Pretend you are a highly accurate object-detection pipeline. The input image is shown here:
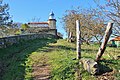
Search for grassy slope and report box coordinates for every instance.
[0,38,56,80]
[0,39,120,80]
[26,39,120,80]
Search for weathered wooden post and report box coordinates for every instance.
[76,20,82,80]
[76,20,81,59]
[96,22,113,61]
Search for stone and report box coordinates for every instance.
[80,58,99,75]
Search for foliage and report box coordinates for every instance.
[21,23,30,30]
[15,30,21,35]
[0,0,12,26]
[0,0,13,37]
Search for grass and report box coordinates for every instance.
[0,39,120,80]
[0,38,56,80]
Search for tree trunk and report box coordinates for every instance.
[96,22,113,61]
[67,30,73,42]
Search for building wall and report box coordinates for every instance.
[48,19,56,29]
[47,29,57,36]
[26,16,57,38]
[26,27,57,37]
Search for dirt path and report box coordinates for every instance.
[32,65,51,80]
[32,54,51,80]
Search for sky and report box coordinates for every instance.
[3,0,97,38]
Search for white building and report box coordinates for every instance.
[27,11,58,37]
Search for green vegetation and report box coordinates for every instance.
[0,0,11,26]
[0,38,56,80]
[21,24,30,30]
[0,39,119,80]
[15,30,21,35]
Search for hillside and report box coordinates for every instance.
[0,38,120,80]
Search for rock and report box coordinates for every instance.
[80,58,99,75]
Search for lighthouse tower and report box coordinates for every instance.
[48,11,56,29]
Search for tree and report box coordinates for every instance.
[62,8,105,44]
[62,10,79,38]
[94,0,120,36]
[21,23,29,30]
[0,0,12,37]
[79,8,106,44]
[0,0,11,26]
[29,17,41,22]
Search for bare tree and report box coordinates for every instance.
[62,8,105,44]
[30,17,41,22]
[94,0,120,36]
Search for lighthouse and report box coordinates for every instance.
[48,11,56,29]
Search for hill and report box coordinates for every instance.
[0,39,119,80]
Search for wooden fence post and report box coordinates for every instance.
[75,20,82,80]
[76,20,81,59]
[96,22,113,61]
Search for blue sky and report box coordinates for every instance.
[3,0,97,38]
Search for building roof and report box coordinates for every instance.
[49,11,54,16]
[28,22,48,24]
[49,11,55,19]
[111,36,120,41]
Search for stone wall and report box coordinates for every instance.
[47,29,57,36]
[26,28,57,36]
[0,33,56,48]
